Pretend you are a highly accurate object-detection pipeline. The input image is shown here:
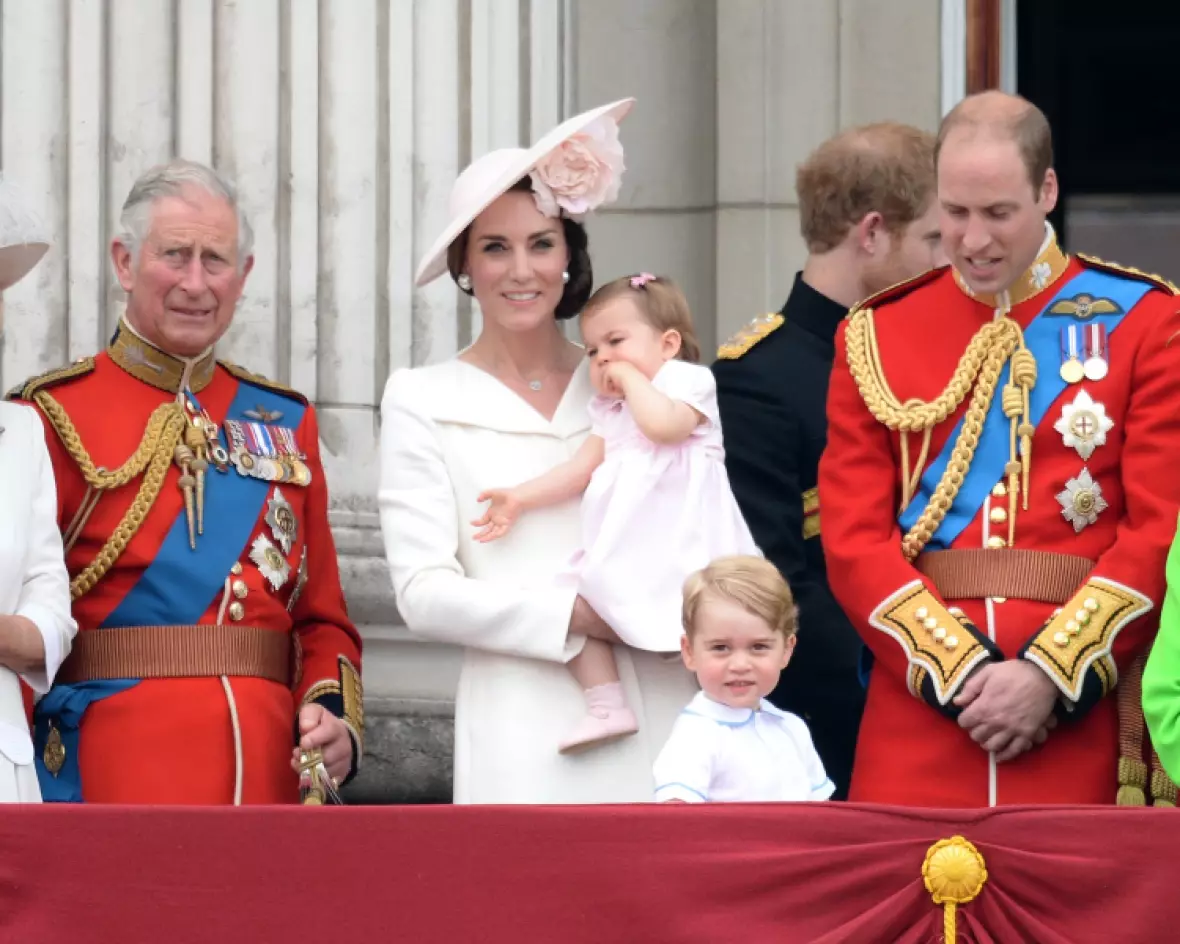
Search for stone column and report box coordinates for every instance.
[715,0,942,340]
[572,0,720,355]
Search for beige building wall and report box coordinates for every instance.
[579,0,942,354]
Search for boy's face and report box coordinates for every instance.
[680,594,795,710]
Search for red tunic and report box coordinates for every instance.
[820,242,1180,807]
[16,327,362,804]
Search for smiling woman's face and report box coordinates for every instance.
[462,191,569,334]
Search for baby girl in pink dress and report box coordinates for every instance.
[473,274,759,752]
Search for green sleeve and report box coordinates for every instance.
[1143,520,1180,780]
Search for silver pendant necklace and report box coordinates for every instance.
[471,351,545,391]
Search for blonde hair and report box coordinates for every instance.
[796,122,936,253]
[681,556,797,640]
[935,90,1053,192]
[580,274,701,363]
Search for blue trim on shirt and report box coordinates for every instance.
[682,708,756,728]
[655,781,709,801]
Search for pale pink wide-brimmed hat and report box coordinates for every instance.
[0,176,49,291]
[414,97,635,288]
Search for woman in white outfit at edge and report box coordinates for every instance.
[0,177,78,802]
[377,99,696,803]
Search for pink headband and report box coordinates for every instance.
[630,272,657,289]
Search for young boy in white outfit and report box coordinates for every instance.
[654,555,833,803]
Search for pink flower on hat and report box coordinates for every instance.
[529,115,625,221]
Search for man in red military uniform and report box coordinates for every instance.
[820,90,1180,807]
[10,160,362,803]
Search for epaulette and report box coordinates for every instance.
[4,356,96,401]
[847,265,947,318]
[1077,253,1180,296]
[219,361,309,405]
[716,313,785,360]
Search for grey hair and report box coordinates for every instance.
[116,159,255,270]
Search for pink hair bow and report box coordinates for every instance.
[630,272,657,289]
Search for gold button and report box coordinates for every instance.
[1075,609,1090,625]
[915,606,929,621]
[231,562,243,576]
[923,617,938,631]
[947,607,965,619]
[989,507,1008,524]
[1083,598,1099,613]
[232,579,248,600]
[1053,631,1070,648]
[1065,620,1079,633]
[991,482,1007,498]
[228,601,245,622]
[991,597,1007,605]
[986,536,1006,549]
[932,627,947,641]
[944,635,960,650]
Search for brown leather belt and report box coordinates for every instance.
[914,549,1095,604]
[57,625,291,686]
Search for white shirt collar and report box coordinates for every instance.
[684,690,788,726]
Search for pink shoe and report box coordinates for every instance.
[558,683,639,754]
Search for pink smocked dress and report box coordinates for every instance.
[567,359,759,652]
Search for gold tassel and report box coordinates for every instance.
[184,419,209,536]
[174,444,197,550]
[1010,346,1038,511]
[923,836,988,943]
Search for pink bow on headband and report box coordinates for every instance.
[630,272,657,289]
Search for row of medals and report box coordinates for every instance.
[1058,322,1107,384]
[173,405,310,551]
[180,407,311,488]
[1055,321,1111,533]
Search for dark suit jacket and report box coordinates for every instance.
[712,273,865,799]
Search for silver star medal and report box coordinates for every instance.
[249,533,291,591]
[1054,390,1114,461]
[265,488,298,554]
[1057,468,1109,533]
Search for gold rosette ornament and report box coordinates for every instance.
[922,836,988,943]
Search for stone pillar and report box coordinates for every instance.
[572,0,719,355]
[715,0,942,341]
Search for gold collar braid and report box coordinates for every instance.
[108,320,216,394]
[845,308,1036,561]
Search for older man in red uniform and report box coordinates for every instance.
[10,160,362,803]
[820,91,1180,807]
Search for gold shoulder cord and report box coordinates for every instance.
[35,389,187,600]
[845,308,1036,561]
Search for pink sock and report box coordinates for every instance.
[585,681,627,712]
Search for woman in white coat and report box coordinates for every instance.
[378,99,696,803]
[0,179,77,801]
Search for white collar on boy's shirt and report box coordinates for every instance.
[681,690,791,727]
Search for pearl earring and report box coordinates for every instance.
[562,271,570,285]
[457,273,473,291]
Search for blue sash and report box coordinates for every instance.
[896,269,1150,550]
[36,381,305,801]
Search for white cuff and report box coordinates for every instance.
[654,782,708,803]
[14,602,63,695]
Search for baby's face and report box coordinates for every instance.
[680,595,795,710]
[581,298,675,397]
